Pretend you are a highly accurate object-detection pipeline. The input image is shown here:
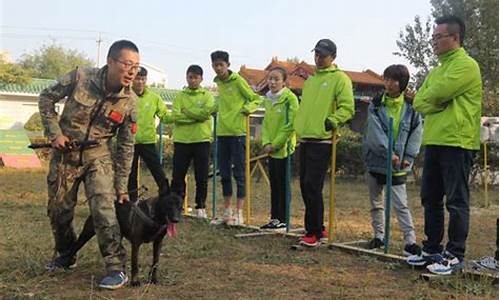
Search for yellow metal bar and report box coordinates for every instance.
[183,175,189,215]
[483,143,489,207]
[137,158,141,186]
[245,116,251,224]
[328,130,337,243]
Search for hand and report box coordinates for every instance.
[392,154,400,168]
[402,160,411,168]
[263,144,274,154]
[51,135,70,150]
[117,193,130,204]
[404,90,415,103]
[324,119,334,131]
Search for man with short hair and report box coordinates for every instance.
[406,15,483,275]
[127,66,170,203]
[294,39,354,247]
[40,40,140,289]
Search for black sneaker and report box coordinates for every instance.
[367,238,384,249]
[45,255,77,271]
[260,219,286,230]
[403,243,422,257]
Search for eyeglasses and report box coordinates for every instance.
[113,58,141,73]
[432,33,453,41]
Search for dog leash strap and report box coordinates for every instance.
[131,202,160,228]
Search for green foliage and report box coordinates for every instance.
[0,59,32,84]
[19,43,94,79]
[395,0,499,116]
[393,16,438,89]
[24,112,43,132]
[336,127,364,178]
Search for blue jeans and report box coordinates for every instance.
[217,136,246,198]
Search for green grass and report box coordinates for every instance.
[0,168,498,299]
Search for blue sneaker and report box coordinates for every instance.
[406,250,443,266]
[98,271,128,290]
[426,251,464,275]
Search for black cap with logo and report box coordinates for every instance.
[312,39,337,56]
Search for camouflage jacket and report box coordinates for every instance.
[39,66,137,193]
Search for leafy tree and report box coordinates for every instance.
[395,0,499,115]
[0,59,32,84]
[19,43,94,79]
[394,16,437,89]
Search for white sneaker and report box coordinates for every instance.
[210,208,234,225]
[233,209,244,226]
[196,208,207,218]
[426,251,464,275]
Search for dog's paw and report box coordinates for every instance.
[148,278,159,285]
[130,280,141,287]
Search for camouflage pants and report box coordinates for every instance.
[47,152,126,272]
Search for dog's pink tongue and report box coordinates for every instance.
[167,223,177,237]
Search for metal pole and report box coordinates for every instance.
[384,117,394,254]
[96,32,102,67]
[285,102,292,233]
[158,123,164,165]
[483,142,489,207]
[245,116,251,224]
[328,129,337,243]
[212,114,218,218]
[183,175,189,215]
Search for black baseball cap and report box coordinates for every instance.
[312,39,337,56]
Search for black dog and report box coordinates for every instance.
[51,192,182,286]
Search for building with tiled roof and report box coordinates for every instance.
[238,58,385,132]
[0,78,180,130]
[239,58,384,98]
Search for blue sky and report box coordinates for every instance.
[1,0,432,88]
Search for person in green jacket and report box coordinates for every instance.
[294,39,355,247]
[167,65,215,218]
[406,15,483,276]
[127,67,170,202]
[210,50,262,226]
[260,67,299,230]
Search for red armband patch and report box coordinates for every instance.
[108,110,124,124]
[131,123,137,134]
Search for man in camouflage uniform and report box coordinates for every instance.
[39,40,140,290]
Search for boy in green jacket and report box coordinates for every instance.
[210,50,262,225]
[260,67,299,230]
[128,67,170,202]
[294,39,354,247]
[407,15,482,275]
[166,65,215,218]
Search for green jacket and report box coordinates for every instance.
[413,47,482,150]
[214,71,262,136]
[294,65,355,139]
[165,87,215,143]
[135,87,169,144]
[261,88,299,159]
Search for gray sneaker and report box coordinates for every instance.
[471,256,499,271]
[99,271,128,290]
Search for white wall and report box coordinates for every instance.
[0,95,63,130]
